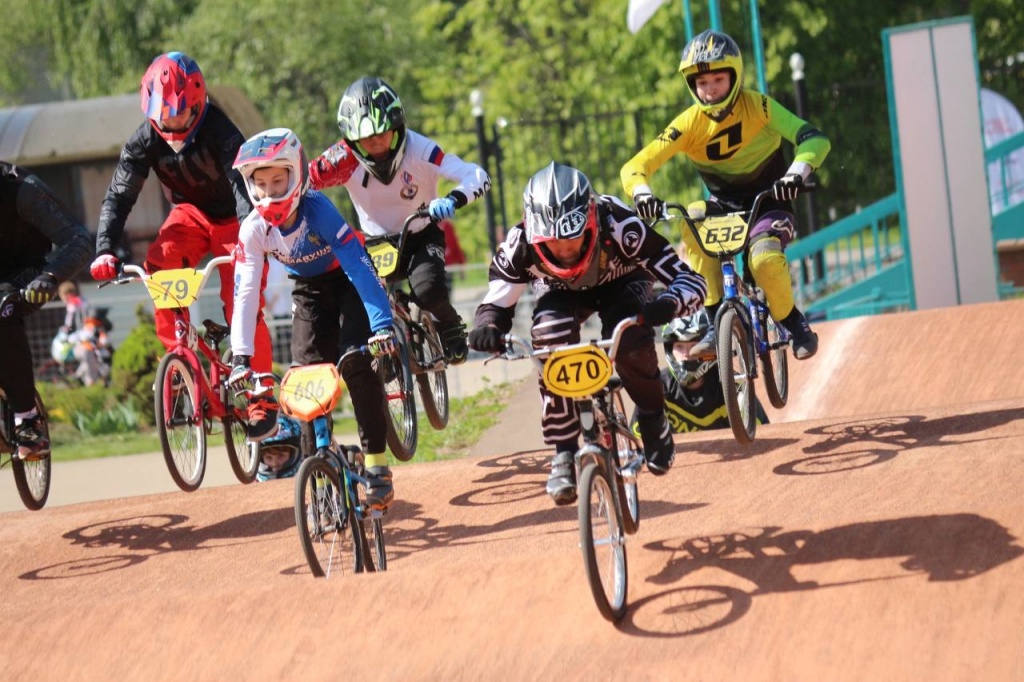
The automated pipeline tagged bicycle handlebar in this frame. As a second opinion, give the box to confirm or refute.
[100,254,234,289]
[492,316,642,372]
[655,184,817,229]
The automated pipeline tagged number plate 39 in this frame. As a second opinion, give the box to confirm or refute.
[541,346,612,399]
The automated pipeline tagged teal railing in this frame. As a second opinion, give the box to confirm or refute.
[789,129,1024,319]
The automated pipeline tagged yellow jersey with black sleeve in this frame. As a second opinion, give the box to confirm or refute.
[621,90,831,207]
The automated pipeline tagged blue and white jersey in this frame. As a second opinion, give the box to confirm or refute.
[231,191,392,356]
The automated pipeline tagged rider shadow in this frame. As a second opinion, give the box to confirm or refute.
[676,437,802,464]
[20,507,294,581]
[775,408,1023,476]
[622,513,1023,637]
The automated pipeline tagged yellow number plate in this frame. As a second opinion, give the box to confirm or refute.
[279,363,342,421]
[695,214,750,253]
[144,268,205,309]
[541,346,612,399]
[367,240,400,277]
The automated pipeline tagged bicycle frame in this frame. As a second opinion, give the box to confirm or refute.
[120,256,236,425]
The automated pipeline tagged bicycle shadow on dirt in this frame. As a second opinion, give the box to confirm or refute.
[621,513,1023,637]
[775,408,1023,476]
[19,507,294,580]
[672,437,802,465]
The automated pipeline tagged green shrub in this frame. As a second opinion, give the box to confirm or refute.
[110,304,165,423]
[73,399,141,435]
[36,382,111,424]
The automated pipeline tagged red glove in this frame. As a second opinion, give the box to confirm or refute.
[90,254,120,281]
[308,141,359,190]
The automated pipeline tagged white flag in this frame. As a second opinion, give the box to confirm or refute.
[627,0,670,34]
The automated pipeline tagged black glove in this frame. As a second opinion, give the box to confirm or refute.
[633,193,664,221]
[642,296,679,327]
[468,325,504,353]
[24,274,58,305]
[772,173,804,202]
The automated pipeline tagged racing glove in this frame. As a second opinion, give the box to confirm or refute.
[428,196,457,222]
[368,328,397,357]
[468,325,504,353]
[633,193,664,221]
[642,296,680,327]
[24,274,58,305]
[227,355,254,390]
[90,254,120,281]
[772,174,804,202]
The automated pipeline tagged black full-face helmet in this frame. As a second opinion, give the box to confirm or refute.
[522,162,601,286]
[336,77,408,185]
[662,309,716,387]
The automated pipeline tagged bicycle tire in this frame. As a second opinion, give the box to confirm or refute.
[760,316,789,409]
[377,325,418,461]
[368,517,387,571]
[223,412,259,484]
[11,392,51,510]
[610,391,639,535]
[154,352,207,492]
[294,456,365,578]
[578,461,628,623]
[717,307,757,444]
[414,313,450,430]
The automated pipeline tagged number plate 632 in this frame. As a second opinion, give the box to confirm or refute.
[541,346,613,399]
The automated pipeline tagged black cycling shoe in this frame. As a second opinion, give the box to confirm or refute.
[15,416,50,461]
[637,411,675,475]
[779,308,819,360]
[545,450,577,505]
[364,465,394,511]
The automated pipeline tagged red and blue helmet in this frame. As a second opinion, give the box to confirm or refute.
[140,52,208,149]
[233,128,310,226]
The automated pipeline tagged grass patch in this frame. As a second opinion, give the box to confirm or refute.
[50,423,245,462]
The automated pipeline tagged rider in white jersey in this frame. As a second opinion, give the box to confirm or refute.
[309,77,491,365]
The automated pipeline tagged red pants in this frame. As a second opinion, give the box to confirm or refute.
[144,205,273,372]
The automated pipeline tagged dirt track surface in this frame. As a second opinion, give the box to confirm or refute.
[2,301,1024,681]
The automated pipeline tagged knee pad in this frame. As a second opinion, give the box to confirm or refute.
[680,229,722,306]
[748,238,795,320]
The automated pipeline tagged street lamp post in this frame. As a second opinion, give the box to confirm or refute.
[789,53,823,281]
[471,89,498,254]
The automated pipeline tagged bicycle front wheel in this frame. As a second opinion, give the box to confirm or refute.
[717,307,757,444]
[154,352,207,492]
[376,326,418,461]
[414,314,450,430]
[578,461,628,623]
[11,392,51,510]
[223,410,259,484]
[610,391,639,535]
[294,456,365,578]
[760,316,789,409]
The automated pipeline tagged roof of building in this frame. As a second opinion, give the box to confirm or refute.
[0,85,266,166]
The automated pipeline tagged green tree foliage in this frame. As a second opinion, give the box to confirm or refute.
[2,0,1022,256]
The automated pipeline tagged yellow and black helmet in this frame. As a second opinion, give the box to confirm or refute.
[678,29,743,121]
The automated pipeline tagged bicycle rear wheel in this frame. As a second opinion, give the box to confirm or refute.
[760,316,789,409]
[578,461,628,623]
[413,314,450,430]
[610,391,639,535]
[223,410,259,484]
[154,352,207,492]
[11,392,51,511]
[717,307,757,444]
[294,456,365,578]
[376,326,418,461]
